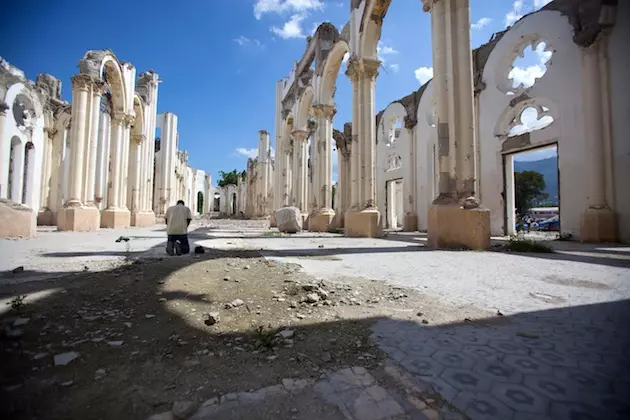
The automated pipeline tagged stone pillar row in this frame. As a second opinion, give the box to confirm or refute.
[309,104,336,232]
[291,129,308,214]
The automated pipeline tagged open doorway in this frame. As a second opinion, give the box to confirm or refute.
[197,191,204,215]
[504,144,559,236]
[385,179,403,230]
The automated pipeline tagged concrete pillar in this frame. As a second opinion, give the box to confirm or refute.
[0,102,8,199]
[579,34,617,242]
[120,116,132,210]
[283,135,292,207]
[258,130,271,215]
[100,112,131,229]
[423,0,490,249]
[403,120,418,231]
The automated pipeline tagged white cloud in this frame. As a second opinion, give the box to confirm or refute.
[510,43,552,88]
[377,41,398,63]
[533,0,552,8]
[471,17,492,30]
[271,14,307,39]
[342,52,350,64]
[510,107,553,136]
[254,0,324,20]
[235,148,258,159]
[389,64,400,73]
[414,66,433,85]
[233,36,264,48]
[505,0,525,26]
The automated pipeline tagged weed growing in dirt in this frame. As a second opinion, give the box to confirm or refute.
[506,237,554,253]
[328,228,344,234]
[253,325,276,350]
[8,295,27,312]
[263,231,282,237]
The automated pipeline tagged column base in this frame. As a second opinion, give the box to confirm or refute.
[0,199,36,238]
[403,213,417,232]
[101,208,131,229]
[269,212,277,228]
[344,208,381,238]
[428,204,490,249]
[310,209,336,232]
[580,207,618,243]
[301,213,309,230]
[330,211,345,229]
[58,205,100,232]
[37,208,55,226]
[131,210,156,227]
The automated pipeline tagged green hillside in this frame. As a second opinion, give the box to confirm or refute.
[514,157,558,205]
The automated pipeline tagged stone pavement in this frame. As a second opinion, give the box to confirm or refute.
[371,301,630,420]
[3,219,630,419]
[154,366,464,420]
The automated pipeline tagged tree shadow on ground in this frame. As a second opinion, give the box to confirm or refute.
[0,234,629,419]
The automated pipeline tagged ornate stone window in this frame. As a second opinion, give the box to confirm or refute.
[495,97,557,139]
[496,36,553,96]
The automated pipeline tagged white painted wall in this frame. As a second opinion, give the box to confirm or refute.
[414,81,438,231]
[608,1,630,243]
[479,10,584,237]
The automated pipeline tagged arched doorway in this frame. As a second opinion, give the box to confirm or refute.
[231,192,236,215]
[197,191,204,215]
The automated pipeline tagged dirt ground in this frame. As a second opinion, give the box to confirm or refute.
[0,247,491,420]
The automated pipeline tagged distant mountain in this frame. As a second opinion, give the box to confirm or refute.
[514,157,558,205]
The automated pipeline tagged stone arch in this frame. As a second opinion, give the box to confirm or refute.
[319,40,350,106]
[79,50,128,113]
[295,87,314,131]
[132,94,145,137]
[357,0,392,59]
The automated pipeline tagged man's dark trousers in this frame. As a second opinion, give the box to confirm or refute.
[166,234,190,255]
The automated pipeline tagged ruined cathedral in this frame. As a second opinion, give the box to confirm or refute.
[0,50,212,237]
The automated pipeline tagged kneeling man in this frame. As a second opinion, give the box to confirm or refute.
[165,200,193,255]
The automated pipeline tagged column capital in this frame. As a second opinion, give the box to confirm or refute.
[312,104,336,119]
[346,57,381,81]
[421,0,438,12]
[0,102,9,115]
[291,129,309,141]
[71,73,94,91]
[92,80,107,96]
[132,134,146,144]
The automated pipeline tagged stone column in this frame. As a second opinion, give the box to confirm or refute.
[101,112,131,228]
[344,58,381,237]
[84,81,104,208]
[0,102,8,199]
[310,104,336,231]
[120,115,133,210]
[95,110,110,209]
[346,63,361,211]
[58,74,99,231]
[284,136,293,207]
[580,35,617,242]
[130,134,146,226]
[37,121,55,225]
[403,118,418,231]
[423,0,490,249]
[291,130,308,214]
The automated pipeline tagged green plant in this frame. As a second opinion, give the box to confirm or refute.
[253,325,276,350]
[506,237,554,253]
[7,295,27,312]
[263,231,282,237]
[327,228,344,234]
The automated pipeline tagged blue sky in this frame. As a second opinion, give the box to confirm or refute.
[1,0,553,184]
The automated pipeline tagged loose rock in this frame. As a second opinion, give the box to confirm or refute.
[54,351,79,366]
[230,299,244,308]
[306,293,320,304]
[172,400,200,419]
[204,312,220,326]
